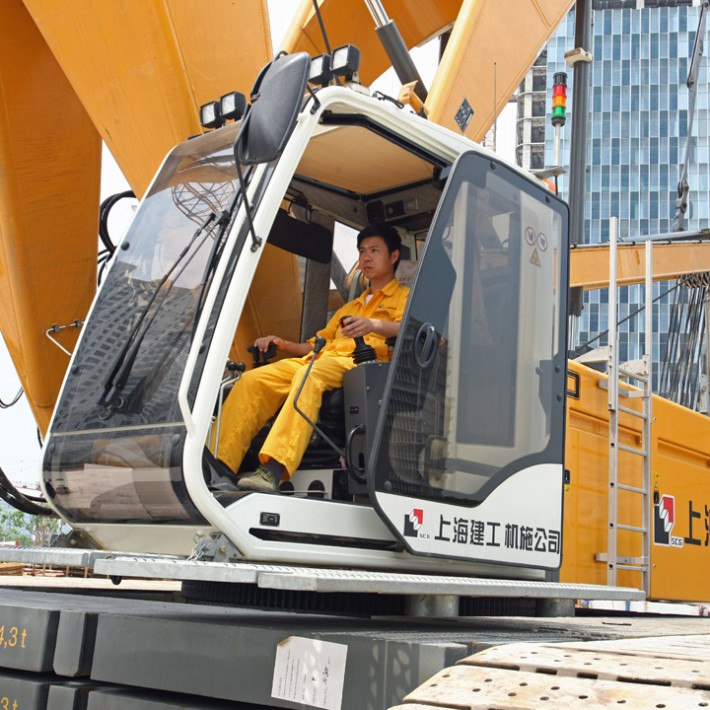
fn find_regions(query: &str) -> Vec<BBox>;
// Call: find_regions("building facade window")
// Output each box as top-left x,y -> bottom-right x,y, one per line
516,1 -> 709,395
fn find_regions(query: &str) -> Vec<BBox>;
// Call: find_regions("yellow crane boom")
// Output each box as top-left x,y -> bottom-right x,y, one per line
570,241 -> 710,290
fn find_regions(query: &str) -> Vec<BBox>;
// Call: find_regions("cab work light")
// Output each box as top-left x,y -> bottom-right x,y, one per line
309,54 -> 332,86
220,91 -> 247,122
330,45 -> 360,80
200,101 -> 223,129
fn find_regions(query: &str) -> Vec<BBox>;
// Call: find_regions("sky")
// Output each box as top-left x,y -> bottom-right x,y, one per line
0,0 -> 516,484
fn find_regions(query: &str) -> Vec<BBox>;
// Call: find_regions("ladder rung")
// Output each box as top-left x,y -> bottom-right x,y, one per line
595,554 -> 648,565
618,404 -> 648,419
594,552 -> 648,569
617,443 -> 647,456
618,366 -> 649,382
617,483 -> 648,494
617,523 -> 647,533
615,563 -> 650,572
618,389 -> 645,399
599,379 -> 651,394
616,555 -> 648,566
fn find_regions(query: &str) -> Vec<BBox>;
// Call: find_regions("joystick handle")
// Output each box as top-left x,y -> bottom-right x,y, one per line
340,317 -> 377,364
352,335 -> 377,364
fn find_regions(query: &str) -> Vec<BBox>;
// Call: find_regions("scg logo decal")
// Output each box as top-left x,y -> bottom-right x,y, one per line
653,494 -> 675,546
403,508 -> 423,538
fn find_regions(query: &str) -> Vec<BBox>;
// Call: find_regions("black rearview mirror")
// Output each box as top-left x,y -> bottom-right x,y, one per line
236,52 -> 310,165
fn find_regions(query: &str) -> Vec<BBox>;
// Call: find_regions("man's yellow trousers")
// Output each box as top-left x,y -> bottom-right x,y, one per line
216,354 -> 355,477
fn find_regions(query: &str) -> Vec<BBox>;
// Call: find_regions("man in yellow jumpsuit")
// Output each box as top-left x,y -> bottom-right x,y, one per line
217,224 -> 410,492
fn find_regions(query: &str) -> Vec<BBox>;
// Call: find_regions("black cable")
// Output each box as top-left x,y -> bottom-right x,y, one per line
0,387 -> 22,409
97,250 -> 112,285
570,279 -> 684,357
0,465 -> 57,517
658,277 -> 708,409
99,190 -> 135,257
234,158 -> 262,252
312,0 -> 332,55
373,91 -> 404,109
660,281 -> 683,398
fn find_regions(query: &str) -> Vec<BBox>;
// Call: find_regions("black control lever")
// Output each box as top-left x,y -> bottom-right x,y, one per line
293,337 -> 346,460
247,342 -> 276,368
352,336 -> 377,364
340,317 -> 377,364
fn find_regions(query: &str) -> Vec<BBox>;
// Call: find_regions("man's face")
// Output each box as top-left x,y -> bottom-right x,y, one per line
358,235 -> 398,282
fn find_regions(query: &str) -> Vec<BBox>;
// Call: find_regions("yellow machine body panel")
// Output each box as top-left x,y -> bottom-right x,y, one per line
425,0 -> 575,141
651,399 -> 710,601
563,360 -> 710,602
228,245 -> 303,367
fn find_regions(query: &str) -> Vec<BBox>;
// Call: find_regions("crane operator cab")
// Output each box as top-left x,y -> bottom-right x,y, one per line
41,52 -> 569,580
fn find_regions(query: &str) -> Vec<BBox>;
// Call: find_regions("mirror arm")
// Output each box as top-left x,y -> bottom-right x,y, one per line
234,156 -> 261,252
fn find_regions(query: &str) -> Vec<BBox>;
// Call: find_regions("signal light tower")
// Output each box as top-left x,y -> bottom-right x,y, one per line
551,71 -> 567,168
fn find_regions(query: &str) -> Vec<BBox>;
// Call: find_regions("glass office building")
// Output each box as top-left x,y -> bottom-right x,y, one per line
520,0 -> 708,400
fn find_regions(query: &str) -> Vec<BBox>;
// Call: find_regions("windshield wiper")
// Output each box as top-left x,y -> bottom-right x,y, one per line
99,211 -> 219,416
191,201 -> 237,339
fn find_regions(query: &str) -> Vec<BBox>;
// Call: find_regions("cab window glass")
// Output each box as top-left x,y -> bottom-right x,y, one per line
372,153 -> 566,503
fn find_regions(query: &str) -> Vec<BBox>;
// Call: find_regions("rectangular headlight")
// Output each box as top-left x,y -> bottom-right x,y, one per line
220,91 -> 247,121
309,54 -> 332,86
330,45 -> 360,78
200,101 -> 222,129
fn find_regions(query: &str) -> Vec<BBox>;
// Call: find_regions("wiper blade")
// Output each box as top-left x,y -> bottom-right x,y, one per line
191,205 -> 235,339
99,211 -> 219,415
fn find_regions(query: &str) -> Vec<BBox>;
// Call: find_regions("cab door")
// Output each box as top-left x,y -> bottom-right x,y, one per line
369,150 -> 569,569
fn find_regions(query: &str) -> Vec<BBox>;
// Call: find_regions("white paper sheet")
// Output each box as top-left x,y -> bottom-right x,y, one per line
271,635 -> 348,710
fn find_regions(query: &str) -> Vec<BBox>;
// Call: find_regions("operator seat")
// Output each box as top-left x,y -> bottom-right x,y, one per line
237,388 -> 344,473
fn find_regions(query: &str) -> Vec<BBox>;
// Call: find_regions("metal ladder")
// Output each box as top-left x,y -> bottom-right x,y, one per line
603,218 -> 653,594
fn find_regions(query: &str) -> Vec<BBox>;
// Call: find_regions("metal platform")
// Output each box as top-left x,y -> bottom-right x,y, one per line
0,546 -> 645,621
0,579 -> 704,709
0,547 -> 645,606
94,554 -> 645,601
0,546 -> 182,568
0,546 -> 115,568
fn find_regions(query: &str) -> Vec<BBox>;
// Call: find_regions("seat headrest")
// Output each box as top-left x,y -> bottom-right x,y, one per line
396,259 -> 417,285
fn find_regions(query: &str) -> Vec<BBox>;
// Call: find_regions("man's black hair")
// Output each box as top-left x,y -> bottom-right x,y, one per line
357,223 -> 402,268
